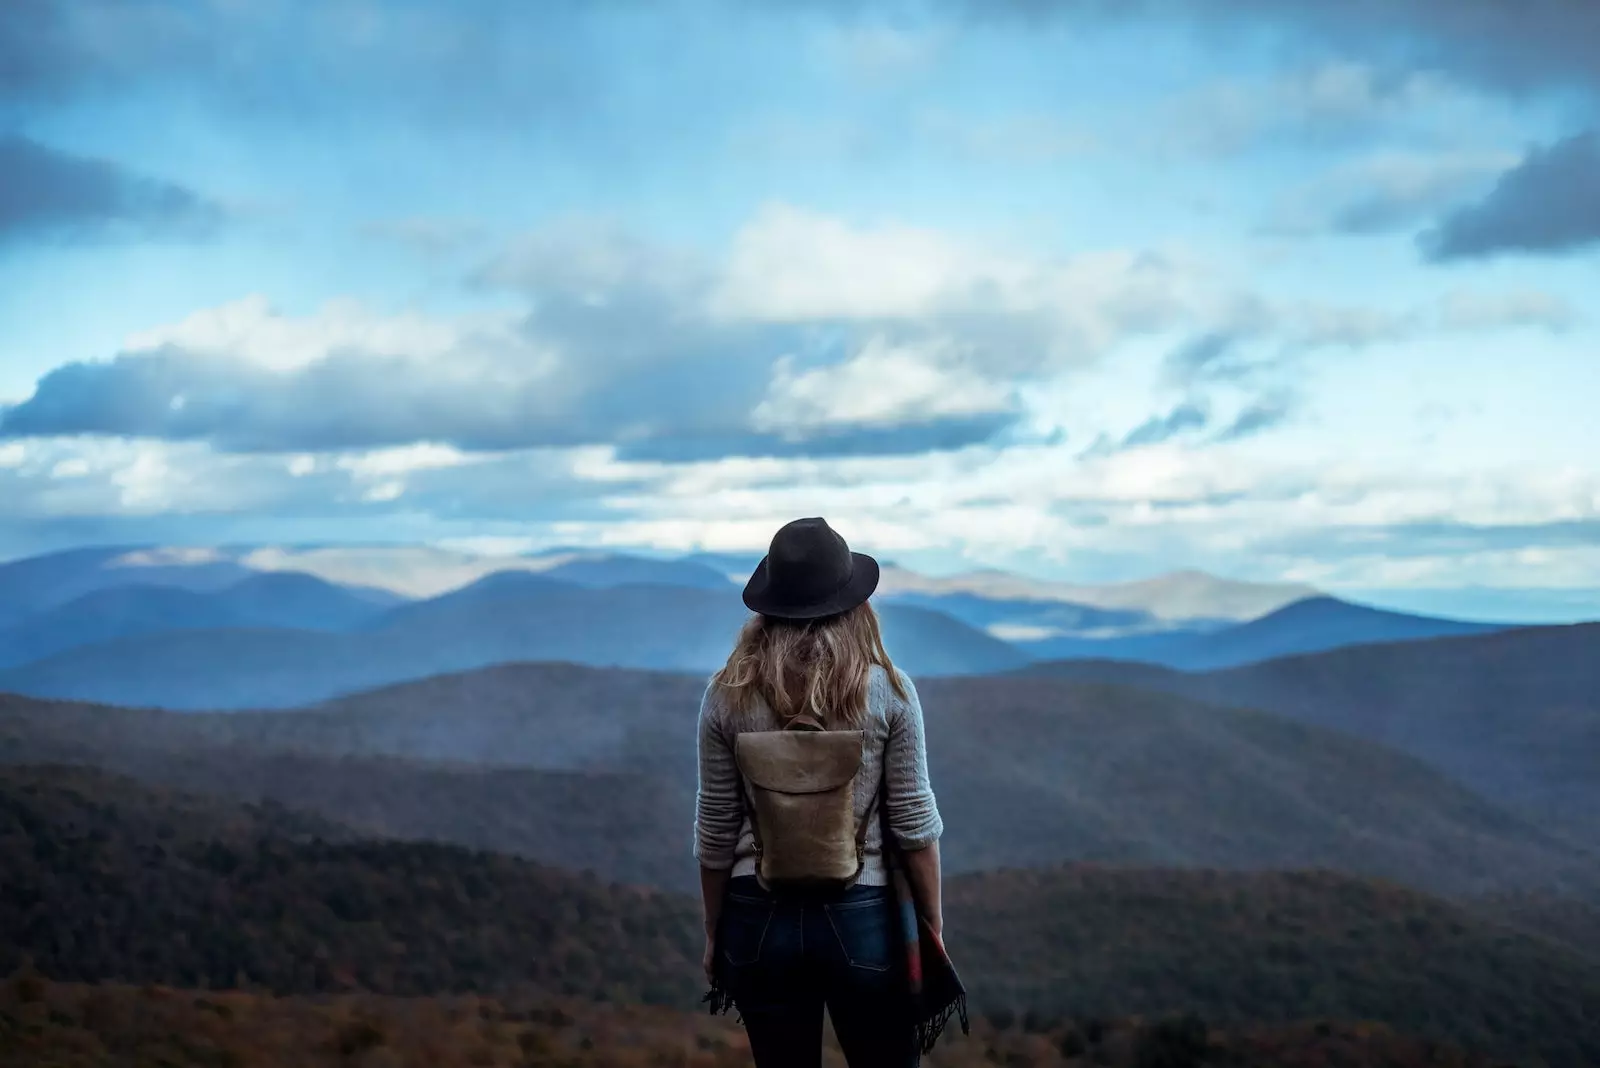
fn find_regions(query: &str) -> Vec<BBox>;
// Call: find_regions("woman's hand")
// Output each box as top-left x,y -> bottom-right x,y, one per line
699,866 -> 730,987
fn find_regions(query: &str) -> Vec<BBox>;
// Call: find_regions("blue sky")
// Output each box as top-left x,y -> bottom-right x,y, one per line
2,0 -> 1598,621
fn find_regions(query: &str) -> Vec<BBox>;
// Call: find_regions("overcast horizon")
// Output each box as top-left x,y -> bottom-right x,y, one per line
2,1 -> 1597,623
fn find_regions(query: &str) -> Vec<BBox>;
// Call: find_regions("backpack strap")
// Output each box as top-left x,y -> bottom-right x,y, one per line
783,709 -> 827,732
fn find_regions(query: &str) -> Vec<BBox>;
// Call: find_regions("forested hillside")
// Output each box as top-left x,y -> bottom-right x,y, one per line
4,765 -> 1598,1066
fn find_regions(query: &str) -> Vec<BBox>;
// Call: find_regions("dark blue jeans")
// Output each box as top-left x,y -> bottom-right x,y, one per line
718,875 -> 916,1068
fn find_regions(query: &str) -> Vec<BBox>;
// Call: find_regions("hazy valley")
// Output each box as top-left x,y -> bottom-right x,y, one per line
1,544 -> 1597,1067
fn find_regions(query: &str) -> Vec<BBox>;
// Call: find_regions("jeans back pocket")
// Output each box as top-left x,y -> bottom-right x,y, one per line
719,895 -> 775,967
823,896 -> 894,973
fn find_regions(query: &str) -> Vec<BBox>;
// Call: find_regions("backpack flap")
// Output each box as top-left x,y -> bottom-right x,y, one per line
736,729 -> 865,885
737,730 -> 864,793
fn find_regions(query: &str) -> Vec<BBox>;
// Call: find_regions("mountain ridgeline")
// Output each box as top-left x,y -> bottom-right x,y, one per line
0,572 -> 1028,709
1024,623 -> 1600,849
0,546 -> 1525,708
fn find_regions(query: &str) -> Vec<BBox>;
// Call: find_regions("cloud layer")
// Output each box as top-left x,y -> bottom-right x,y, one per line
1422,131 -> 1600,260
0,208 -> 1208,458
1,0 -> 1596,613
0,135 -> 219,245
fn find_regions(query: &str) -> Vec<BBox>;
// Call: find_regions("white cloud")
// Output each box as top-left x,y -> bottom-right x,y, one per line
712,204 -> 1197,369
111,547 -> 227,568
752,337 -> 1015,433
1,440 -> 223,517
121,294 -> 482,373
712,204 -> 1005,321
986,622 -> 1063,642
1437,289 -> 1578,333
110,445 -> 183,510
0,443 -> 26,469
14,205 -> 1444,463
552,434 -> 1600,590
334,442 -> 478,479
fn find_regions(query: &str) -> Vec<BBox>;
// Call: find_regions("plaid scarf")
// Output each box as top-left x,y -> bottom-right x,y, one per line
886,844 -> 969,1058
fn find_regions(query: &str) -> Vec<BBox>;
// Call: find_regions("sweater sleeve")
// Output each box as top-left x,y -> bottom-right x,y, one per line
693,682 -> 743,869
883,670 -> 944,849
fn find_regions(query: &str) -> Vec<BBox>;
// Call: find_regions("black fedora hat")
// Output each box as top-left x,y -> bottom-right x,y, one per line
742,517 -> 880,621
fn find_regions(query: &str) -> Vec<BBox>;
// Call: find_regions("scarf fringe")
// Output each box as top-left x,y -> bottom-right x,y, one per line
916,993 -> 968,1055
701,984 -> 739,1023
709,984 -> 965,1056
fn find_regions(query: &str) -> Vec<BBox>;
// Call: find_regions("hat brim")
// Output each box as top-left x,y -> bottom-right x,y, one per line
741,552 -> 880,621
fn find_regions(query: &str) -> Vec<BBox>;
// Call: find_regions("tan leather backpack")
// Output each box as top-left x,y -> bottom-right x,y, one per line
734,711 -> 873,890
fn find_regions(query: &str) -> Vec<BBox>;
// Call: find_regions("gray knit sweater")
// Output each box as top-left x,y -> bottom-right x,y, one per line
693,664 -> 944,886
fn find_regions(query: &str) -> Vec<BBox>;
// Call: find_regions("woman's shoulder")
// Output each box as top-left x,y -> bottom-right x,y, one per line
700,674 -> 732,720
868,663 -> 919,714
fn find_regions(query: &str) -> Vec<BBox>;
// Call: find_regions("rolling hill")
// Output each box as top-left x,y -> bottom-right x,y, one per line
4,764 -> 1598,1066
0,582 -> 1027,708
1024,624 -> 1600,847
942,864 -> 1600,1068
4,664 -> 1595,900
0,764 -> 701,1004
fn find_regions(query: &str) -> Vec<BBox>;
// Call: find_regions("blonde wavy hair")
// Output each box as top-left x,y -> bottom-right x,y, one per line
713,602 -> 907,730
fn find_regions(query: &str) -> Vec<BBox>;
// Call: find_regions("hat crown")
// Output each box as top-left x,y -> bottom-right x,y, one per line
766,517 -> 853,603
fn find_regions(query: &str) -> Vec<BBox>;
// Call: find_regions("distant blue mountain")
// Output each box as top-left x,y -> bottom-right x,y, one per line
214,570 -> 401,627
0,585 -> 251,670
0,546 -> 1530,689
539,554 -> 736,591
680,551 -> 764,578
1014,596 -> 1506,670
0,571 -> 398,670
876,590 -> 1156,636
0,582 -> 1027,709
0,545 -> 255,620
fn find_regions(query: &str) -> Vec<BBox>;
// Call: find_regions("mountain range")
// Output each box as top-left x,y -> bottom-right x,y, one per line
2,543 -> 1595,1067
0,575 -> 1027,708
0,545 -> 1532,705
1007,595 -> 1504,669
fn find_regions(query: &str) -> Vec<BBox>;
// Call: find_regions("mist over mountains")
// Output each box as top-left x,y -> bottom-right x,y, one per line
0,544 -> 1522,708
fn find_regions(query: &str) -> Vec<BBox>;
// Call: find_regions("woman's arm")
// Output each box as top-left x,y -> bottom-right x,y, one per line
883,670 -> 945,933
694,683 -> 742,978
700,866 -> 732,941
899,839 -> 944,937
